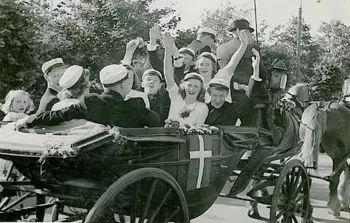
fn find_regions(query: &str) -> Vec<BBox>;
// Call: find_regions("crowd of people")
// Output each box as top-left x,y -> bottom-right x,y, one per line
0,19 -> 286,133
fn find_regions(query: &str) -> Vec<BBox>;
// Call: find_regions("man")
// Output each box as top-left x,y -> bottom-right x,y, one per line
205,78 -> 241,126
16,65 -> 159,129
187,27 -> 217,56
36,58 -> 68,114
141,69 -> 170,126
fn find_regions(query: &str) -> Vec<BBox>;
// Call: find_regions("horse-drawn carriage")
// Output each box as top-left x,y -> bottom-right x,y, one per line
0,119 -> 313,223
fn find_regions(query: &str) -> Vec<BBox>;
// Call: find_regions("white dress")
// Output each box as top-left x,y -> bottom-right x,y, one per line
167,85 -> 208,128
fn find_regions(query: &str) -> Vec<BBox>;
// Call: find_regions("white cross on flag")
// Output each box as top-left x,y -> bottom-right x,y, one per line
186,135 -> 213,191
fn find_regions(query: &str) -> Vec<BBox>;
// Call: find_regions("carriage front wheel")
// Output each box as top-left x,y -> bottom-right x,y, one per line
84,167 -> 189,223
270,159 -> 313,223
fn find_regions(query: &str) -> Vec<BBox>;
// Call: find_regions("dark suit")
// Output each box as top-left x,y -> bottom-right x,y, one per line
148,87 -> 170,127
27,89 -> 159,128
187,40 -> 211,56
205,102 -> 241,126
36,88 -> 60,114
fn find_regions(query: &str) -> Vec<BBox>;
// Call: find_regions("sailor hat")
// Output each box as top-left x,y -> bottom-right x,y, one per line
99,64 -> 128,85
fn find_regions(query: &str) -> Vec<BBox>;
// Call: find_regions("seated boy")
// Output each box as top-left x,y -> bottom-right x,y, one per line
205,78 -> 241,126
141,69 -> 170,126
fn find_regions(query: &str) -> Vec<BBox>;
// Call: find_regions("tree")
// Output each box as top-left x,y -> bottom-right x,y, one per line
266,17 -> 322,85
0,0 -> 178,103
310,20 -> 350,100
201,4 -> 255,43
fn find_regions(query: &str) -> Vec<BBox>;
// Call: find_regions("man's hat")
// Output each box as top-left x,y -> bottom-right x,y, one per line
209,78 -> 230,91
142,69 -> 163,81
198,27 -> 218,42
179,47 -> 196,58
273,61 -> 288,71
184,72 -> 204,83
41,58 -> 65,75
229,19 -> 254,33
59,65 -> 84,89
99,64 -> 128,85
198,52 -> 217,64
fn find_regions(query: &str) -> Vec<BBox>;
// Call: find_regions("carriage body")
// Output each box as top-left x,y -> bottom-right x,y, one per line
0,124 -> 250,221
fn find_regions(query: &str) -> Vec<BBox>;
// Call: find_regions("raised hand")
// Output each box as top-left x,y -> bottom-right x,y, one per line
126,39 -> 139,53
162,32 -> 174,50
251,48 -> 262,81
237,28 -> 250,46
149,25 -> 161,43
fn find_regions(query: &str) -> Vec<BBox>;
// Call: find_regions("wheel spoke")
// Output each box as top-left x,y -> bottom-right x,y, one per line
276,210 -> 286,220
147,188 -> 172,223
294,194 -> 307,204
291,177 -> 306,200
286,173 -> 291,197
292,213 -> 299,223
131,183 -> 140,223
163,208 -> 180,222
139,179 -> 158,223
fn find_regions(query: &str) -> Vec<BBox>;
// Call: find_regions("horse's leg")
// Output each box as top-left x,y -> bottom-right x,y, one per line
328,157 -> 342,216
338,164 -> 350,212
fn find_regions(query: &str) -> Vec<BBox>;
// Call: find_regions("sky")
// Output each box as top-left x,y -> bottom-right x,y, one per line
150,0 -> 350,34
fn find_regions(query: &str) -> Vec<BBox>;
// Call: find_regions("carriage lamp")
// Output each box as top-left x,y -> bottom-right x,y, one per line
342,76 -> 350,100
269,61 -> 288,90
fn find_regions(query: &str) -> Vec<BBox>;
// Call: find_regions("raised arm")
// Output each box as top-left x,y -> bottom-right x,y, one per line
121,39 -> 139,65
245,48 -> 262,97
223,29 -> 250,75
163,32 -> 176,89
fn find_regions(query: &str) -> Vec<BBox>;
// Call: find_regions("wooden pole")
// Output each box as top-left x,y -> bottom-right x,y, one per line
253,0 -> 259,44
296,0 -> 302,79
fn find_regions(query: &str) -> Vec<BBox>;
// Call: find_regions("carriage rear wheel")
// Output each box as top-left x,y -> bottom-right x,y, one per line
84,168 -> 189,223
270,159 -> 312,223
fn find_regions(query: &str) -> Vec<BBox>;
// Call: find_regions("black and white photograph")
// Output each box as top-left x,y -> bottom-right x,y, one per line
0,0 -> 349,222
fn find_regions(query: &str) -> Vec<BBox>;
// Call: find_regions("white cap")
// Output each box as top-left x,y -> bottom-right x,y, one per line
197,27 -> 217,37
59,65 -> 84,89
209,78 -> 230,90
142,69 -> 163,80
179,47 -> 196,58
198,52 -> 217,64
99,64 -> 128,85
184,72 -> 204,83
42,58 -> 65,75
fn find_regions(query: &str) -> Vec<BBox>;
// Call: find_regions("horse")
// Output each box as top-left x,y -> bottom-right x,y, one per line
299,101 -> 350,216
248,83 -> 311,219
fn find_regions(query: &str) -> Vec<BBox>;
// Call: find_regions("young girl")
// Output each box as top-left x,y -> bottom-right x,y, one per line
1,90 -> 35,122
163,32 -> 208,128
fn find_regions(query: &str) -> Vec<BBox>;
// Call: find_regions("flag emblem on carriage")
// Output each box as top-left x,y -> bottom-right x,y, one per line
186,135 -> 212,191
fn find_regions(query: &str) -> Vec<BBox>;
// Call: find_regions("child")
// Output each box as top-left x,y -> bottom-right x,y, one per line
1,90 -> 35,122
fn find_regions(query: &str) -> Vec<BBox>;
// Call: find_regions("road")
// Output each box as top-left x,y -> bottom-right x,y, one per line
192,154 -> 350,223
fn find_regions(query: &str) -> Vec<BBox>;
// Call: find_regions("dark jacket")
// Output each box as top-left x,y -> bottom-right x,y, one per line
27,89 -> 160,128
187,40 -> 212,56
205,102 -> 241,126
36,87 -> 60,114
148,87 -> 171,127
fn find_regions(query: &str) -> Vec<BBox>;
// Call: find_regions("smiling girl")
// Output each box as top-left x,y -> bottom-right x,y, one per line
1,90 -> 35,122
163,32 -> 208,128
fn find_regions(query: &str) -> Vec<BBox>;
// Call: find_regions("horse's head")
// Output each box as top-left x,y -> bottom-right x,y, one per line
284,83 -> 311,110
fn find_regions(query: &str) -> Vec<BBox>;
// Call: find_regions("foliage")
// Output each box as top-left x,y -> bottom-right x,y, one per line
201,4 -> 255,43
174,28 -> 197,48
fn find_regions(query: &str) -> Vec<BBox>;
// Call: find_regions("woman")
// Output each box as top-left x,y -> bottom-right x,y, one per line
50,65 -> 106,134
163,32 -> 208,128
52,65 -> 91,111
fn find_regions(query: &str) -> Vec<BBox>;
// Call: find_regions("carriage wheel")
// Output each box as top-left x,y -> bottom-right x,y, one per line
84,168 -> 189,223
270,159 -> 312,223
